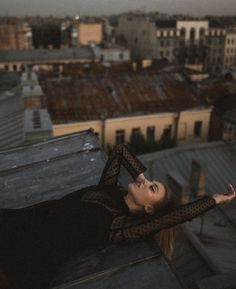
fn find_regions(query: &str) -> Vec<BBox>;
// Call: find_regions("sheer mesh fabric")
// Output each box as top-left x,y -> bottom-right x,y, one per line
109,196 -> 216,243
99,144 -> 147,187
98,144 -> 217,244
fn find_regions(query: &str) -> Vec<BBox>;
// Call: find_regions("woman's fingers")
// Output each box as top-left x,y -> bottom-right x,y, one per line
227,184 -> 235,196
213,184 -> 236,204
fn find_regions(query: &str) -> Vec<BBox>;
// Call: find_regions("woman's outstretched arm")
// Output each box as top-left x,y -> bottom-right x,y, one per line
109,184 -> 236,244
99,144 -> 146,186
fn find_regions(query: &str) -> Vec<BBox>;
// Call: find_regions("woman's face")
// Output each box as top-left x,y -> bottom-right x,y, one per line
127,178 -> 166,213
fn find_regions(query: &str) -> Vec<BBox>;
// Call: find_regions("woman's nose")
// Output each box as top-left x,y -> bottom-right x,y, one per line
140,179 -> 146,186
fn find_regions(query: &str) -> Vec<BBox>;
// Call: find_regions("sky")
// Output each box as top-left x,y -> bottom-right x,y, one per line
1,0 -> 236,17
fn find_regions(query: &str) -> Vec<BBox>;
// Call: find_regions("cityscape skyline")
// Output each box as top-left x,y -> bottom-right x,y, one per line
1,0 -> 236,17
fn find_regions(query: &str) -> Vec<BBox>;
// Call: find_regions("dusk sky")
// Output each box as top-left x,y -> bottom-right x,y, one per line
1,0 -> 236,17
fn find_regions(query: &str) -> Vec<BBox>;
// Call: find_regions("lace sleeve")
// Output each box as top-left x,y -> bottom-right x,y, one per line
109,196 -> 217,244
99,144 -> 146,186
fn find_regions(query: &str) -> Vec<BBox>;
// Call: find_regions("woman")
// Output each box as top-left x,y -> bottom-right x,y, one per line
0,144 -> 235,289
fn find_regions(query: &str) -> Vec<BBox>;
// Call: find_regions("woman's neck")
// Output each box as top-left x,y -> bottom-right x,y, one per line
123,193 -> 143,214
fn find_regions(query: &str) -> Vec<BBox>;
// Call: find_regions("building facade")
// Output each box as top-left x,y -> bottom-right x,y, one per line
206,20 -> 226,74
0,21 -> 32,50
53,108 -> 212,149
117,15 -> 226,73
224,31 -> 236,70
72,21 -> 103,47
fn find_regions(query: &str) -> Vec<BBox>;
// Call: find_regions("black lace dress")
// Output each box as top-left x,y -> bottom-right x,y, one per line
0,144 -> 217,289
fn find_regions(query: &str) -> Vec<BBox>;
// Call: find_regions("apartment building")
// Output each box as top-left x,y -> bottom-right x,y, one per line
0,19 -> 32,50
38,70 -> 212,149
53,109 -> 211,148
117,15 -> 226,73
224,30 -> 236,70
71,19 -> 103,47
206,20 -> 225,74
116,14 -> 156,58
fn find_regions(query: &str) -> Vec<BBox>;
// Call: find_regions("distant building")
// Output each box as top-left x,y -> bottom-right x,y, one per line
0,47 -> 96,72
0,70 -> 53,150
116,15 -> 226,74
71,20 -> 103,47
206,20 -> 226,74
101,46 -> 130,63
38,70 -> 212,149
224,30 -> 236,70
0,19 -> 32,50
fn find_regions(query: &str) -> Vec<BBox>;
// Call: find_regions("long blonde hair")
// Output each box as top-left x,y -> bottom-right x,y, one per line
153,184 -> 182,259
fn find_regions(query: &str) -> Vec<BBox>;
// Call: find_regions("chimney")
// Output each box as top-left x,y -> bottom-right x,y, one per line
190,159 -> 207,198
167,171 -> 190,204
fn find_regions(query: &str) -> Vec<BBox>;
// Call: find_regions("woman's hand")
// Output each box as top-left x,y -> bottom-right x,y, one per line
213,184 -> 236,205
136,173 -> 146,184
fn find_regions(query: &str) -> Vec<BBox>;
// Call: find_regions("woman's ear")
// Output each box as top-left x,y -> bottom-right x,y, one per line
144,204 -> 155,215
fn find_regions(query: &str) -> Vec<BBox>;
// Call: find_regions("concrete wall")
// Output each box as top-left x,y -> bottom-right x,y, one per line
104,113 -> 176,147
52,108 -> 212,149
117,15 -> 156,58
78,23 -> 103,46
177,108 -> 212,144
0,23 -> 31,50
101,49 -> 130,62
53,121 -> 103,145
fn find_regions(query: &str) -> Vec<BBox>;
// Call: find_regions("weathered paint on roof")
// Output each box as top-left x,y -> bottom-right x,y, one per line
42,71 -> 198,122
0,129 -> 106,208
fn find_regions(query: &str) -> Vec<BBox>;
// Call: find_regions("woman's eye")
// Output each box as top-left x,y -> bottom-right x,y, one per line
150,185 -> 155,192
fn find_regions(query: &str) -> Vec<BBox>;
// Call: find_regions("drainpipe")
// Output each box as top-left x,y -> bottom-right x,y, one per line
174,111 -> 180,145
101,114 -> 106,150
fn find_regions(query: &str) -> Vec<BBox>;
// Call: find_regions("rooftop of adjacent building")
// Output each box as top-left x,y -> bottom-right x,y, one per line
40,68 -> 204,123
0,129 -> 184,289
0,71 -> 24,150
1,130 -> 236,288
135,140 -> 236,285
0,47 -> 95,62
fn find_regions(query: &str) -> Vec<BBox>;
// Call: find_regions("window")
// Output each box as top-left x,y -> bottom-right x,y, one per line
131,128 -> 141,141
180,28 -> 186,37
179,39 -> 185,47
94,132 -> 99,140
147,126 -> 155,142
116,130 -> 125,145
190,28 -> 195,45
163,125 -> 172,139
194,121 -> 202,138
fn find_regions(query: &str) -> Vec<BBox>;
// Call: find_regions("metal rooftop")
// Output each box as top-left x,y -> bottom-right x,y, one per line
0,72 -> 24,150
0,47 -> 95,63
138,140 -> 236,288
41,71 -> 199,123
0,129 -> 184,289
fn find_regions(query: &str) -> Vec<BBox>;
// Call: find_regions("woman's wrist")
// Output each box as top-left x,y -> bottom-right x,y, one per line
212,184 -> 236,205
